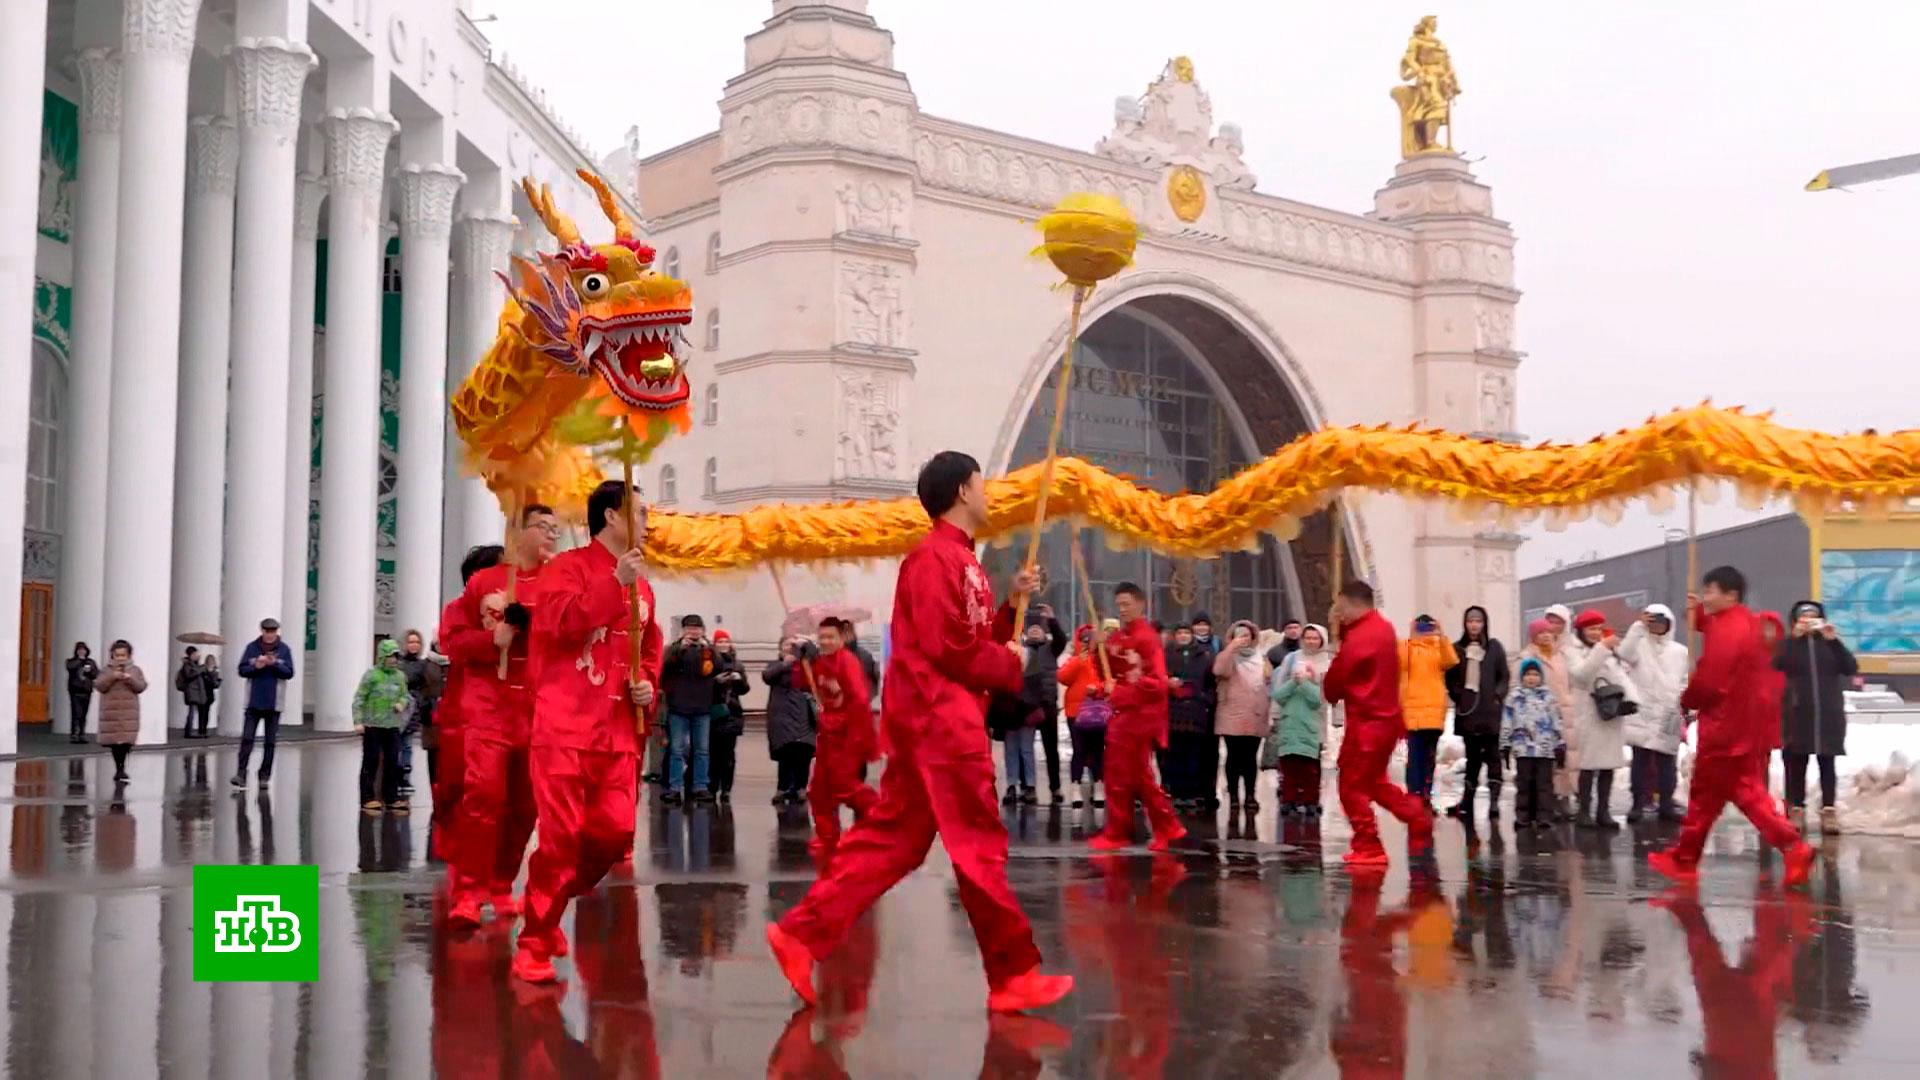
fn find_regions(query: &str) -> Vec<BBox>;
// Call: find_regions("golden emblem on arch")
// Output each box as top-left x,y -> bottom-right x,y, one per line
1167,165 -> 1206,223
1169,560 -> 1199,608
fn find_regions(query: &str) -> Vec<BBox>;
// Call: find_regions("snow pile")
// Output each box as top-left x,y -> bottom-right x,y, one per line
1839,751 -> 1920,837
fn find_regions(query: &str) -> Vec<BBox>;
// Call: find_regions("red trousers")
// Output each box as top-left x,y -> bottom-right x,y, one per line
1100,731 -> 1181,843
1337,734 -> 1427,857
449,735 -> 537,904
778,731 -> 1042,986
810,738 -> 879,849
430,726 -> 467,862
1670,753 -> 1802,866
518,746 -> 637,958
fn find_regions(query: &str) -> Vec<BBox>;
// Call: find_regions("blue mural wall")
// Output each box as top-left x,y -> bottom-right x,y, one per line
1820,549 -> 1920,654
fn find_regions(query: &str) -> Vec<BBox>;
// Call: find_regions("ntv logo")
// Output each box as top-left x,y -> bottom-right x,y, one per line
213,895 -> 302,954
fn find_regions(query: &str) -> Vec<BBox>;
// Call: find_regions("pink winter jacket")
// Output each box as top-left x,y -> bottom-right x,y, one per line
1211,625 -> 1273,737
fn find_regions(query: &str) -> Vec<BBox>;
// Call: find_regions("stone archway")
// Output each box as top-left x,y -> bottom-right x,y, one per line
987,282 -> 1357,630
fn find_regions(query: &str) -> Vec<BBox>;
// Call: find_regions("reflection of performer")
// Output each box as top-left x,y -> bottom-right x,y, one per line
446,508 -> 557,927
1649,567 -> 1812,887
1064,854 -> 1183,1077
431,894 -> 513,1080
432,543 -> 503,862
803,618 -> 880,860
1654,881 -> 1809,1078
512,481 -> 663,983
765,914 -> 879,1080
1332,869 -> 1444,1079
768,452 -> 1073,1013
573,889 -> 662,1078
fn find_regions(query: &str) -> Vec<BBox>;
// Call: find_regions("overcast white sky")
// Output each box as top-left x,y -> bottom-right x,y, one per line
481,0 -> 1920,575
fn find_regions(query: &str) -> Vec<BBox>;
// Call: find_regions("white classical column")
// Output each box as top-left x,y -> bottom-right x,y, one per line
393,163 -> 463,640
314,108 -> 398,730
450,214 -> 517,555
100,0 -> 205,746
167,114 -> 239,731
277,172 -> 325,731
51,48 -> 123,713
0,0 -> 50,764
218,36 -> 315,736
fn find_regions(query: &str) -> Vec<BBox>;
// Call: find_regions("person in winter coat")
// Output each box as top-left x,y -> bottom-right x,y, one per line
1398,615 -> 1458,812
353,638 -> 414,812
710,628 -> 749,801
763,636 -> 820,806
1619,604 -> 1689,822
234,618 -> 295,788
93,639 -> 147,781
1443,606 -> 1508,821
1775,600 -> 1859,833
1500,658 -> 1566,829
1164,624 -> 1218,808
1269,624 -> 1331,815
1019,605 -> 1068,804
1565,610 -> 1638,829
1057,623 -> 1111,809
1265,620 -> 1304,668
175,646 -> 220,738
1520,608 -> 1576,819
65,642 -> 99,744
659,615 -> 720,804
1211,620 -> 1272,809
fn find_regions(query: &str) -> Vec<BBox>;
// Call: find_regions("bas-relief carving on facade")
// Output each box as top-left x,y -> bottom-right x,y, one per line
836,178 -> 907,237
725,93 -> 912,161
839,260 -> 908,349
1477,369 -> 1515,435
1476,545 -> 1516,585
1474,303 -> 1514,351
834,371 -> 903,481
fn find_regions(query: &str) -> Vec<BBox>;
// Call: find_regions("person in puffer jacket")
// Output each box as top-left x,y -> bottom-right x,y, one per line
1565,610 -> 1638,829
1619,603 -> 1689,822
1500,659 -> 1566,828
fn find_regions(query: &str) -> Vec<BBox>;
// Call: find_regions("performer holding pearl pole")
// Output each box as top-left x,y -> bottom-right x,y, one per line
767,451 -> 1074,1014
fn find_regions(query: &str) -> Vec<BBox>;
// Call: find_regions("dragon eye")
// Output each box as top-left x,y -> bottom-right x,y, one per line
579,272 -> 611,298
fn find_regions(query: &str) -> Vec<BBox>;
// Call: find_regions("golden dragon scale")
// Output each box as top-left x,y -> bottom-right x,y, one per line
639,405 -> 1920,572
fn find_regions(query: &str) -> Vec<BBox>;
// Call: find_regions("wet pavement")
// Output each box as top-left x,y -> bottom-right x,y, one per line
1,740 -> 1917,1077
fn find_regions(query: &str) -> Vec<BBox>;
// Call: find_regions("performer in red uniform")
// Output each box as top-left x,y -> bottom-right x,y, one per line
511,480 -> 662,984
430,543 -> 504,862
1089,581 -> 1185,851
1324,580 -> 1432,870
804,618 -> 880,859
444,505 -> 558,927
1649,566 -> 1814,887
766,451 -> 1073,1014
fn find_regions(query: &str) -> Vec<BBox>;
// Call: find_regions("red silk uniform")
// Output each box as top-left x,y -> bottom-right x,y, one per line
804,648 -> 880,850
1100,617 -> 1180,843
431,596 -> 472,862
1669,603 -> 1801,866
444,560 -> 545,905
1324,608 -> 1427,858
516,540 -> 662,962
778,519 -> 1045,987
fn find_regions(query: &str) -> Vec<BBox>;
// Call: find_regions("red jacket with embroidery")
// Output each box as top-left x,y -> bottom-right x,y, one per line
1680,603 -> 1771,759
1324,608 -> 1404,748
526,540 -> 663,755
878,520 -> 1022,758
805,647 -> 878,761
443,560 -> 548,746
1105,617 -> 1169,745
433,596 -> 472,733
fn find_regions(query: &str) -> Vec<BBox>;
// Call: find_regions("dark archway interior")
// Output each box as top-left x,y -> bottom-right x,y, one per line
990,295 -> 1353,632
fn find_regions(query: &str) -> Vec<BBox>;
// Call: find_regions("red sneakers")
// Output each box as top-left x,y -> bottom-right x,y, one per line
986,969 -> 1075,1013
447,896 -> 484,930
1646,849 -> 1699,883
766,922 -> 817,1006
510,946 -> 557,984
1782,843 -> 1815,888
1087,833 -> 1130,852
1343,847 -> 1389,869
1147,824 -> 1189,852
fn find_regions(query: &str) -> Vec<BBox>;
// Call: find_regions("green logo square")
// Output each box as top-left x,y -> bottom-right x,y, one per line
193,864 -> 319,982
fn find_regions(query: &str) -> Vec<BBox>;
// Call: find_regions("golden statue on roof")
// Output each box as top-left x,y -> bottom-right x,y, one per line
1392,16 -> 1459,157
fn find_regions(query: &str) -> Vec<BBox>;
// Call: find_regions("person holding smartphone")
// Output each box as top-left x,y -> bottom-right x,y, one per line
1775,600 -> 1858,834
1398,614 -> 1458,815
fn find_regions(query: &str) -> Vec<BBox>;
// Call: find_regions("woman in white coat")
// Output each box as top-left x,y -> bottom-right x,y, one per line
1565,609 -> 1639,829
1618,603 -> 1688,823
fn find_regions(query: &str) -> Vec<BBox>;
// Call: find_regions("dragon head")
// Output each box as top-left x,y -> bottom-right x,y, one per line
506,171 -> 694,414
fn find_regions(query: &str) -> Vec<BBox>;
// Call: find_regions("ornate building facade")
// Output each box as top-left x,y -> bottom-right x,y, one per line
624,1 -> 1524,658
1,0 -> 625,748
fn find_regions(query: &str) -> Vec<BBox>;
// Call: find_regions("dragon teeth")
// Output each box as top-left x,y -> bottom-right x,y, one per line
584,330 -> 605,358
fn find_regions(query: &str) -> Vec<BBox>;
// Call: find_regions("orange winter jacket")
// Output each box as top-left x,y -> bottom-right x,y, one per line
1398,634 -> 1459,732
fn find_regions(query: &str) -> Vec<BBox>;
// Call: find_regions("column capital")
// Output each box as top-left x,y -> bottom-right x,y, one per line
75,48 -> 123,135
459,213 -> 520,280
123,0 -> 204,63
294,172 -> 328,240
188,115 -> 239,196
325,108 -> 399,197
396,163 -> 466,241
229,36 -> 316,134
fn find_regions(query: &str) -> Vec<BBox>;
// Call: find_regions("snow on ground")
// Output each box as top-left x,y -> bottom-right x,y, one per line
1422,717 -> 1920,837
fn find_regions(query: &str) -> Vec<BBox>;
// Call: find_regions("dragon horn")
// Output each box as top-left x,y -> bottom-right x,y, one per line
519,176 -> 582,247
575,169 -> 636,243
